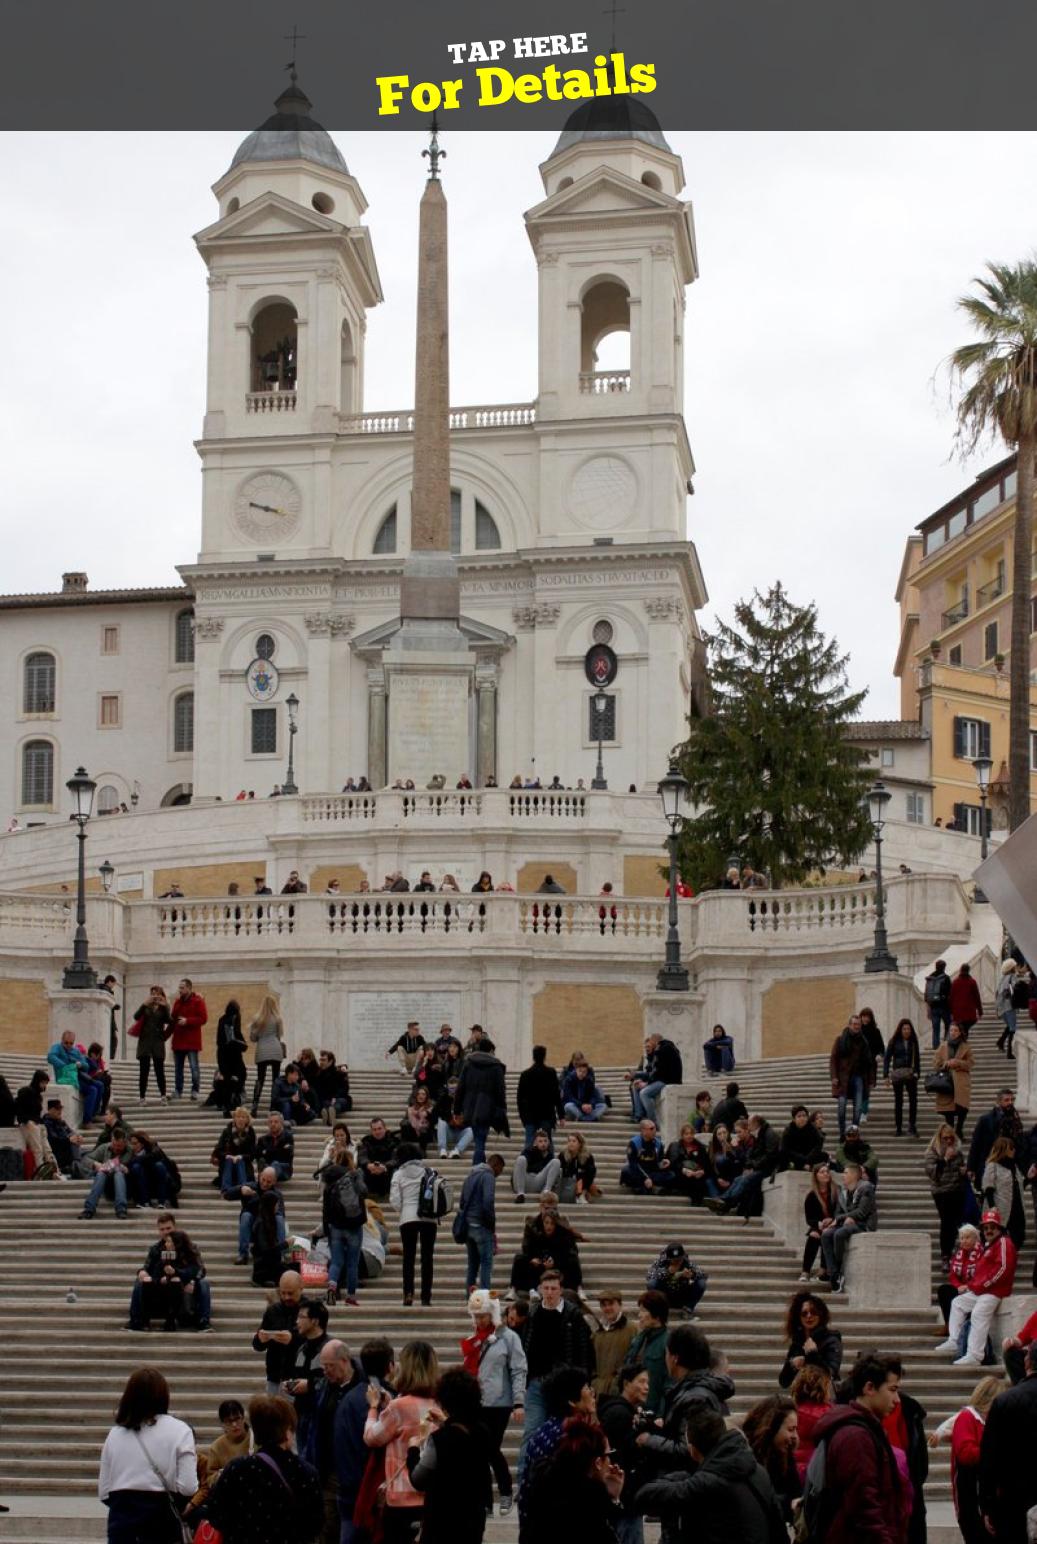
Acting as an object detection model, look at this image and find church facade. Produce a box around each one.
[2,88,707,826]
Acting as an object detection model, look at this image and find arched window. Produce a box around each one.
[475,500,501,551]
[256,633,276,660]
[22,740,53,805]
[373,506,397,555]
[173,692,194,754]
[580,279,631,387]
[24,651,56,714]
[97,784,119,815]
[175,609,195,664]
[252,301,298,393]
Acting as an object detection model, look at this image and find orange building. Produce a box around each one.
[895,454,1037,830]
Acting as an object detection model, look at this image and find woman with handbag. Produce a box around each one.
[249,997,285,1116]
[559,1130,599,1205]
[364,1339,442,1544]
[98,1367,197,1543]
[204,1393,323,1543]
[925,1124,969,1266]
[131,986,172,1104]
[930,1021,974,1138]
[883,1019,921,1137]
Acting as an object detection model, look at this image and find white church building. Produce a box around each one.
[2,85,708,826]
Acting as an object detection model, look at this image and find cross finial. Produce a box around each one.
[422,113,446,180]
[602,0,626,52]
[283,24,306,85]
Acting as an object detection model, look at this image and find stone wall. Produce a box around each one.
[531,981,643,1066]
[0,976,50,1054]
[307,864,370,894]
[517,862,579,895]
[623,854,666,897]
[152,863,267,900]
[760,976,856,1058]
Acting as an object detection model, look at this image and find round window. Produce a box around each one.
[256,633,276,660]
[592,620,614,645]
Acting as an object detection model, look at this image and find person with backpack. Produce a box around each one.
[635,1405,786,1544]
[390,1142,450,1306]
[925,959,953,1049]
[800,1351,906,1543]
[320,1156,367,1307]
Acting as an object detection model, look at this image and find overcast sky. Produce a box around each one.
[5,128,1034,716]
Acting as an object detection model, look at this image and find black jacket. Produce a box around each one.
[778,1121,823,1171]
[598,1395,650,1514]
[638,1370,736,1468]
[454,1051,510,1135]
[968,1104,1025,1178]
[524,1297,595,1380]
[252,1298,301,1382]
[636,1430,786,1544]
[648,1038,684,1086]
[980,1374,1037,1537]
[712,1096,748,1131]
[406,1419,493,1544]
[778,1326,843,1388]
[517,1062,564,1128]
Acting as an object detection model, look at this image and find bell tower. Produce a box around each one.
[192,77,382,561]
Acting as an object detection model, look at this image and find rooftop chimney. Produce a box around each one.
[62,572,88,594]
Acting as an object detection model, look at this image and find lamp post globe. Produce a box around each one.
[99,859,115,894]
[591,691,608,791]
[656,758,690,992]
[62,765,98,990]
[863,779,898,974]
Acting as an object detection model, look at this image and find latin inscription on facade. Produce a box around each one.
[349,990,463,1067]
[387,671,471,786]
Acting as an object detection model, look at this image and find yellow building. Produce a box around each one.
[895,453,1037,830]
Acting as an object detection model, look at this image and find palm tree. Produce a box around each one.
[949,260,1037,831]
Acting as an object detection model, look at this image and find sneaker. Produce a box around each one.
[234,1255,249,1265]
[196,1322,214,1333]
[954,1354,982,1366]
[77,1210,94,1219]
[576,1194,589,1205]
[513,1194,526,1204]
[499,1497,514,1516]
[934,1338,959,1354]
[449,1150,461,1159]
[190,1092,199,1102]
[797,1272,811,1282]
[344,1295,360,1307]
[439,1149,448,1158]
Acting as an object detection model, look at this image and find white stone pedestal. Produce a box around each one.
[46,987,112,1126]
[384,650,474,788]
[852,972,924,1034]
[842,1231,932,1312]
[762,1170,812,1249]
[642,990,704,1094]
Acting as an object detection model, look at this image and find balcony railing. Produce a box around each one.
[941,597,969,628]
[579,370,631,395]
[300,790,589,824]
[246,391,297,414]
[340,403,536,435]
[976,575,1005,608]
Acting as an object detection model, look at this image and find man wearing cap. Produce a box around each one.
[937,1209,1017,1367]
[511,1129,561,1203]
[42,1097,87,1177]
[646,1243,708,1318]
[592,1290,637,1397]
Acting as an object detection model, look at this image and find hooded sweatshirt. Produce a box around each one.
[636,1429,786,1544]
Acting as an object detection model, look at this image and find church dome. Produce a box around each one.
[548,97,671,159]
[229,81,349,176]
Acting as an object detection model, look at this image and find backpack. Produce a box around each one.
[416,1167,450,1221]
[795,1416,895,1544]
[329,1170,365,1226]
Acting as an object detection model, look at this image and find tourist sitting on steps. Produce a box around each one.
[936,1209,1017,1367]
[256,1110,295,1183]
[777,1290,843,1388]
[833,1125,879,1185]
[510,1207,583,1294]
[512,1128,562,1202]
[559,1130,598,1205]
[646,1242,708,1319]
[225,1165,286,1266]
[561,1061,608,1124]
[214,1107,257,1194]
[41,1097,89,1177]
[400,1086,435,1155]
[357,1117,399,1198]
[778,1105,825,1173]
[706,1113,780,1218]
[127,1211,212,1332]
[127,1129,182,1209]
[78,1127,131,1218]
[315,1049,351,1118]
[271,1063,318,1126]
[620,1119,675,1194]
[818,1161,877,1292]
[712,1081,748,1132]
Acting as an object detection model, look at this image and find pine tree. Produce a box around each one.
[675,584,873,890]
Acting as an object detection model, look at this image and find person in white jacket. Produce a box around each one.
[461,1289,527,1514]
[98,1368,197,1541]
[390,1143,449,1307]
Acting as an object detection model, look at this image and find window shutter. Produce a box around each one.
[953,717,965,758]
[979,721,991,759]
[953,802,965,831]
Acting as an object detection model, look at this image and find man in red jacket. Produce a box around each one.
[949,963,983,1034]
[937,1210,1017,1367]
[170,977,208,1101]
[807,1350,906,1543]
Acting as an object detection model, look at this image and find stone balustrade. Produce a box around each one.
[245,390,297,413]
[340,402,537,434]
[300,788,590,823]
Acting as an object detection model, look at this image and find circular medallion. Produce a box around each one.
[568,456,637,531]
[584,643,619,688]
[246,658,280,700]
[233,472,302,543]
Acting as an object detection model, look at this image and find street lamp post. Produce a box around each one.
[282,693,300,796]
[657,759,690,991]
[863,779,898,974]
[62,766,98,990]
[591,691,608,791]
[99,860,115,894]
[972,754,992,903]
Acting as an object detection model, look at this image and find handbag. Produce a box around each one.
[557,1176,578,1205]
[925,1070,955,1097]
[128,1020,142,1039]
[451,1205,469,1244]
[133,1431,193,1544]
[890,1067,916,1085]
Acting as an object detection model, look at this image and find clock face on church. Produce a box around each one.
[233,473,302,543]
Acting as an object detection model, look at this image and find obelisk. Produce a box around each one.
[383,119,475,787]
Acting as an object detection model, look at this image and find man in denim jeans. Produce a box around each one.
[829,1014,872,1140]
[170,977,208,1101]
[78,1130,131,1218]
[459,1153,504,1292]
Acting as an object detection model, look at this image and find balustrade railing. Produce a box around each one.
[578,370,631,394]
[340,403,536,434]
[246,391,297,414]
[744,885,876,933]
[299,790,588,824]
